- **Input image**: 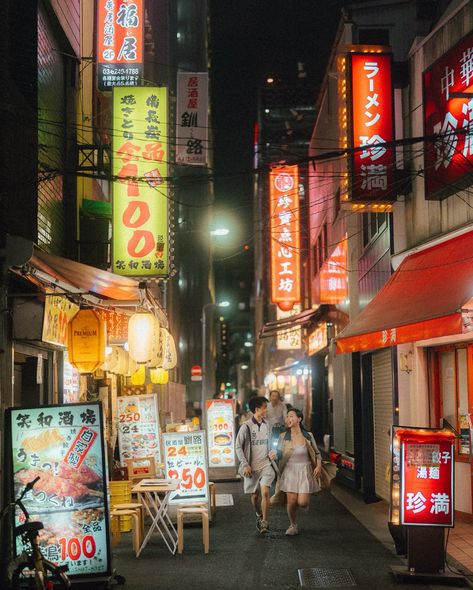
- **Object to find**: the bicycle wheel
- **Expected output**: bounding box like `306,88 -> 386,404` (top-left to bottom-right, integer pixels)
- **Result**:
12,558 -> 70,590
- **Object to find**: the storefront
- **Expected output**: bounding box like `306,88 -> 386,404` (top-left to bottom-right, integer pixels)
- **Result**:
337,228 -> 473,513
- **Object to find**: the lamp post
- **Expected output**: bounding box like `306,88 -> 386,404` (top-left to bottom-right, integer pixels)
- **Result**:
201,301 -> 229,424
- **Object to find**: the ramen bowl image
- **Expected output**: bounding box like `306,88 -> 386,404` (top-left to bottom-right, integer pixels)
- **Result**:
214,433 -> 232,446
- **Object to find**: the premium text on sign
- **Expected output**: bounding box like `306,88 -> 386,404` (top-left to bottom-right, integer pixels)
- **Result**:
348,52 -> 395,203
112,87 -> 169,277
269,165 -> 301,311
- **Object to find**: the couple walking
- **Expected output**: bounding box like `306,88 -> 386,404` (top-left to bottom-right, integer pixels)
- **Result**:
235,395 -> 322,535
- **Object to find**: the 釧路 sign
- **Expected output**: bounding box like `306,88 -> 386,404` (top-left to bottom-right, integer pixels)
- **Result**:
6,403 -> 111,578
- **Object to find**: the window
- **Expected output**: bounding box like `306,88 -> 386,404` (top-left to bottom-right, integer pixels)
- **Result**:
362,212 -> 388,248
312,223 -> 328,275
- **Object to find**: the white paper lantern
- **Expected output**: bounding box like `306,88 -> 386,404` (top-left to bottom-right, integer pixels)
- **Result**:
161,328 -> 177,370
128,311 -> 157,363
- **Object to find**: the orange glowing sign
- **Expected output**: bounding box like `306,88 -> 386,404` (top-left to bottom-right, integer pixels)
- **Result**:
97,0 -> 143,91
320,237 -> 348,304
349,52 -> 395,202
270,165 -> 301,311
308,323 -> 328,356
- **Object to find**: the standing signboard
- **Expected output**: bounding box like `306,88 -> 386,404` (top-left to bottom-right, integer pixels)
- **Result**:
390,427 -> 455,528
206,399 -> 236,468
6,403 -> 111,579
163,430 -> 209,505
117,393 -> 161,465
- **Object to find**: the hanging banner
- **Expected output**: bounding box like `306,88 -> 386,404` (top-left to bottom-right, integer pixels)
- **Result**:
6,403 -> 111,578
348,51 -> 395,203
42,295 -> 79,347
117,393 -> 161,465
112,86 -> 169,277
96,0 -> 143,91
320,236 -> 348,304
390,427 -> 455,527
276,304 -> 302,350
163,430 -> 209,505
206,399 -> 236,468
423,32 -> 473,200
176,72 -> 209,165
269,165 -> 301,311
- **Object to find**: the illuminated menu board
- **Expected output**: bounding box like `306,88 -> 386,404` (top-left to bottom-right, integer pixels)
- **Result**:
206,399 -> 236,468
7,403 -> 110,578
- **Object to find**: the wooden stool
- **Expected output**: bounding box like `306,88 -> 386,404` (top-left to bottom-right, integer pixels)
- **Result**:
113,502 -> 145,540
208,482 -> 216,518
177,506 -> 209,554
110,508 -> 142,556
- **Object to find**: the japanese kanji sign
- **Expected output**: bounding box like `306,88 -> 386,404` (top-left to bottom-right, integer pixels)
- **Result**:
112,86 -> 169,277
206,399 -> 236,468
276,304 -> 302,350
7,403 -> 111,577
117,394 -> 161,466
176,72 -> 209,165
424,32 -> 473,199
97,0 -> 143,91
270,165 -> 301,311
348,52 -> 395,203
394,427 -> 455,527
320,236 -> 348,304
163,430 -> 209,505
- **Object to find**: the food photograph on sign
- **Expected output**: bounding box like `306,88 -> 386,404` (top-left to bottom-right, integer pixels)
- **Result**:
206,399 -> 236,467
8,403 -> 110,577
117,394 -> 161,464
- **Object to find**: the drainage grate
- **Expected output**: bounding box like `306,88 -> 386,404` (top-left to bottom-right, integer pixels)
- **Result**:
298,568 -> 357,588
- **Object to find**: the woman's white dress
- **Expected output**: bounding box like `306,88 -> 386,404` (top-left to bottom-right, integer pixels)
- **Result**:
279,443 -> 318,494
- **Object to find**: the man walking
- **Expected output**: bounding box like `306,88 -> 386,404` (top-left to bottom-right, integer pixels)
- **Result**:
236,396 -> 276,534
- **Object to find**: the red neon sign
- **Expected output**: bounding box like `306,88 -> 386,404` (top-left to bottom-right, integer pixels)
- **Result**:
97,0 -> 143,91
399,430 -> 454,527
424,33 -> 473,199
269,166 -> 301,311
349,52 -> 395,202
320,237 -> 348,304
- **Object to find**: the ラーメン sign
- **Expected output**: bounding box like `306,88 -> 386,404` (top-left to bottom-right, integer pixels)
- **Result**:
423,32 -> 473,200
96,0 -> 143,91
348,51 -> 395,203
269,165 -> 301,311
6,403 -> 111,578
112,87 -> 169,277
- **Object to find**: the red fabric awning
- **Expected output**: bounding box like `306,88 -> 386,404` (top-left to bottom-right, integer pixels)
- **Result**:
336,230 -> 473,353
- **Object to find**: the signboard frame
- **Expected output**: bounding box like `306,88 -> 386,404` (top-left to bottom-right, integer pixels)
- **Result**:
205,399 -> 236,469
5,402 -> 112,580
162,430 -> 209,506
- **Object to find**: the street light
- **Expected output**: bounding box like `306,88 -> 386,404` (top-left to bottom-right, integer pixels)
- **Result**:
201,301 -> 230,423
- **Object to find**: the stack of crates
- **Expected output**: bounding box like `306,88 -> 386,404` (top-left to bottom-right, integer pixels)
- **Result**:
109,480 -> 132,532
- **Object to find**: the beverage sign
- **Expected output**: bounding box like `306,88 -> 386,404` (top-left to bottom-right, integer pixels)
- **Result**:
269,165 -> 301,311
97,0 -> 143,91
6,403 -> 111,577
117,394 -> 161,465
176,72 -> 209,165
396,428 -> 455,527
423,32 -> 473,199
348,52 -> 395,202
42,295 -> 79,347
163,430 -> 209,505
112,86 -> 169,277
206,399 -> 236,468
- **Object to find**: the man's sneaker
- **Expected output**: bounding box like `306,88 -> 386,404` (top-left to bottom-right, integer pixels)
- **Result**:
255,512 -> 263,532
285,524 -> 298,536
259,520 -> 269,534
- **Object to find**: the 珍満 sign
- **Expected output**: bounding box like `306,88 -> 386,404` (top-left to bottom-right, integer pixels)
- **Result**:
7,403 -> 111,577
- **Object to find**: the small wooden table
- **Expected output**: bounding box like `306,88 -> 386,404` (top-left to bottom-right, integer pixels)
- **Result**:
132,479 -> 180,556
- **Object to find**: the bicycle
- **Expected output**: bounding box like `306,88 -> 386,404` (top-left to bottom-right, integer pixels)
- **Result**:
1,476 -> 70,590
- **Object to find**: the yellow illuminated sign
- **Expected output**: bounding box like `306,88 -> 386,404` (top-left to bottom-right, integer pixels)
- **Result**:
112,87 -> 168,276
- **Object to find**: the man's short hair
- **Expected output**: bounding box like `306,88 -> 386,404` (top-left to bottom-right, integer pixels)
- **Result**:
248,396 -> 268,414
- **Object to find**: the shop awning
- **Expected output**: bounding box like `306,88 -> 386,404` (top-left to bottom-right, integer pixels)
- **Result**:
259,306 -> 325,339
336,229 -> 473,353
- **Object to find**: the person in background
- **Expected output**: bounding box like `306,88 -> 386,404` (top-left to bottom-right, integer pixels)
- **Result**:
277,407 -> 322,536
235,396 -> 276,534
267,390 -> 288,447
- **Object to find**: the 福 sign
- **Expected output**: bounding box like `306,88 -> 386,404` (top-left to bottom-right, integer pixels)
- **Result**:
6,403 -> 111,578
348,51 -> 395,203
423,32 -> 473,199
270,165 -> 301,311
393,427 -> 455,527
97,0 -> 143,91
163,430 -> 209,505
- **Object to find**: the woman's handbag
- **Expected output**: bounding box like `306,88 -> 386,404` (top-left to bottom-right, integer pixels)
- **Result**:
320,461 -> 337,490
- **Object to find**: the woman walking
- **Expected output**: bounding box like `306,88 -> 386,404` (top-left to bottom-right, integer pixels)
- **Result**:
277,408 -> 322,535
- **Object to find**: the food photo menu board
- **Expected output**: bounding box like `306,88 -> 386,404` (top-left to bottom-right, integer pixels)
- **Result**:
206,399 -> 236,468
163,430 -> 209,505
6,403 -> 111,579
117,394 -> 161,466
